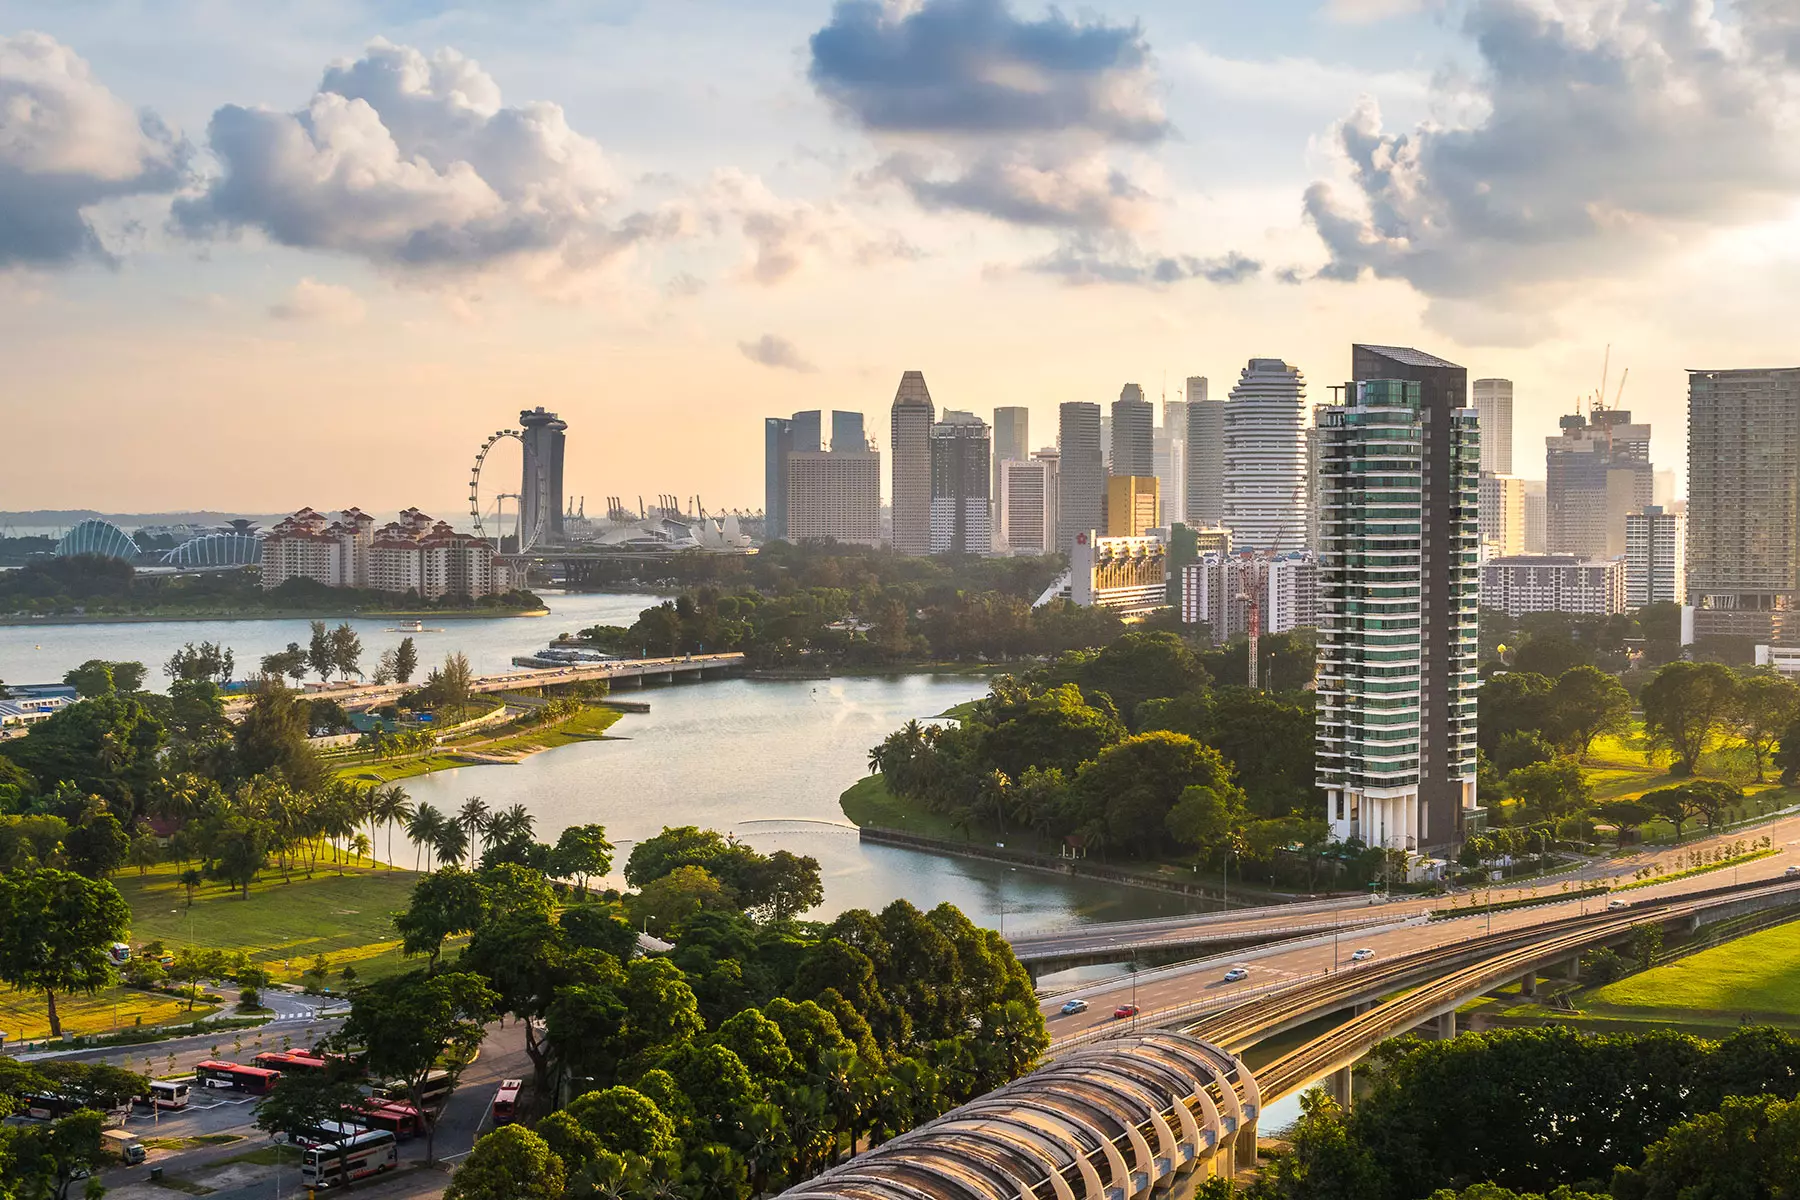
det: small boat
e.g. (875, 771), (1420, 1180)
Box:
(386, 619), (445, 633)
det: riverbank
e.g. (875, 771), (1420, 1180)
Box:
(335, 703), (624, 783)
(841, 775), (1297, 907)
(0, 606), (551, 626)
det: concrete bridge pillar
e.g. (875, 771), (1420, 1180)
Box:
(1564, 956), (1581, 981)
(1520, 970), (1537, 998)
(1435, 1011), (1456, 1040)
(1328, 1065), (1354, 1110)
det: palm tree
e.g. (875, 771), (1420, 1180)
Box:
(180, 868), (203, 907)
(374, 785), (414, 870)
(489, 803), (534, 845)
(434, 823), (470, 873)
(350, 833), (371, 866)
(457, 797), (491, 867)
(406, 804), (446, 871)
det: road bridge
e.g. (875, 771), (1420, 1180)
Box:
(223, 652), (745, 717)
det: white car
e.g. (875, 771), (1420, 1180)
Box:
(1222, 966), (1249, 983)
(1350, 948), (1376, 962)
(1786, 866), (1799, 878)
(1059, 999), (1088, 1015)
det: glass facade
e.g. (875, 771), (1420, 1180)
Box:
(54, 519), (140, 560)
(162, 532), (264, 568)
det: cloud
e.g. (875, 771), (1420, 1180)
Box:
(268, 277), (367, 322)
(1324, 0), (1441, 24)
(1026, 235), (1262, 286)
(174, 39), (689, 285)
(709, 169), (920, 284)
(738, 334), (817, 372)
(1304, 0), (1800, 310)
(808, 0), (1165, 230)
(0, 32), (187, 268)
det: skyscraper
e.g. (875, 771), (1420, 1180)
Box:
(999, 451), (1058, 555)
(1318, 347), (1480, 854)
(1473, 379), (1514, 475)
(830, 411), (865, 453)
(1626, 505), (1686, 608)
(1545, 408), (1653, 559)
(1185, 377), (1225, 527)
(1157, 395), (1187, 527)
(787, 448), (882, 546)
(791, 410), (823, 455)
(1523, 480), (1547, 553)
(1687, 368), (1800, 641)
(890, 372), (935, 555)
(1480, 473), (1527, 557)
(929, 411), (991, 555)
(1111, 385), (1154, 478)
(992, 406), (1030, 548)
(1223, 359), (1308, 551)
(518, 407), (567, 545)
(764, 416), (795, 540)
(1058, 402), (1105, 549)
(1106, 475), (1160, 538)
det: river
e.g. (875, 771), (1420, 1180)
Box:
(0, 593), (1207, 934)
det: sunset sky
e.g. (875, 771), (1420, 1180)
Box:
(4, 0), (1799, 518)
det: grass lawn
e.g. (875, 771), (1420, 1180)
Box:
(840, 774), (975, 842)
(337, 704), (622, 783)
(114, 859), (425, 985)
(1584, 920), (1800, 1023)
(0, 984), (211, 1043)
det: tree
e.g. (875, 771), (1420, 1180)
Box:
(1735, 670), (1800, 781)
(329, 623), (364, 681)
(1504, 758), (1590, 821)
(165, 641), (235, 684)
(394, 636), (419, 684)
(565, 1087), (679, 1161)
(64, 659), (146, 698)
(232, 681), (323, 791)
(746, 850), (824, 922)
(199, 808), (275, 898)
(62, 809), (130, 878)
(341, 969), (496, 1162)
(396, 867), (488, 969)
(446, 1125), (566, 1200)
(1071, 732), (1234, 858)
(1641, 786), (1704, 841)
(34, 1061), (149, 1111)
(6, 1107), (110, 1200)
(1165, 782), (1249, 869)
(1547, 665), (1631, 760)
(1614, 1094), (1800, 1200)
(308, 621), (335, 683)
(1, 690), (167, 819)
(1641, 661), (1739, 776)
(260, 643), (309, 684)
(253, 1065), (368, 1181)
(550, 824), (615, 893)
(126, 829), (161, 875)
(631, 865), (735, 934)
(430, 652), (476, 718)
(1243, 1090), (1380, 1200)
(0, 868), (131, 1036)
(1594, 799), (1653, 848)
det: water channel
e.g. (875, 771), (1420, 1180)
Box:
(1, 592), (1210, 932)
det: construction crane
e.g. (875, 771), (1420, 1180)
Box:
(1234, 500), (1307, 690)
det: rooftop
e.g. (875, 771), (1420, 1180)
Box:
(1356, 344), (1463, 370)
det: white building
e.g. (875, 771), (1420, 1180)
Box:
(1754, 645), (1800, 680)
(1474, 378), (1514, 475)
(1223, 358), (1308, 552)
(271, 507), (515, 599)
(1479, 474), (1527, 558)
(1179, 551), (1318, 639)
(1523, 480), (1547, 553)
(1626, 505), (1685, 608)
(262, 508), (374, 590)
(786, 450), (883, 547)
(999, 452), (1059, 555)
(1054, 531), (1167, 618)
(1481, 555), (1626, 617)
(1156, 396), (1187, 527)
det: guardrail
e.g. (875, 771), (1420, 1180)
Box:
(1016, 909), (1407, 964)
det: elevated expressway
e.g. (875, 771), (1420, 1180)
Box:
(782, 876), (1800, 1200)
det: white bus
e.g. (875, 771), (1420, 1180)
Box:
(300, 1129), (398, 1187)
(145, 1081), (190, 1110)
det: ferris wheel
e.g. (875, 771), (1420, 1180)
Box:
(469, 429), (549, 553)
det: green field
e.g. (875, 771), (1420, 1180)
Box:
(1585, 920), (1800, 1023)
(840, 774), (973, 842)
(337, 704), (622, 784)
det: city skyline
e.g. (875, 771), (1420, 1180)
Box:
(6, 1), (1797, 513)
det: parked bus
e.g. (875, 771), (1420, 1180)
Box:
(140, 1081), (190, 1110)
(254, 1051), (330, 1076)
(300, 1129), (398, 1188)
(290, 1120), (366, 1150)
(492, 1079), (522, 1125)
(194, 1061), (281, 1095)
(21, 1094), (76, 1121)
(374, 1070), (452, 1107)
(350, 1101), (420, 1139)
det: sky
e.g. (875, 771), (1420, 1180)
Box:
(3, 0), (1799, 518)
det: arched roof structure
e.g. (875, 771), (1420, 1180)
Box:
(54, 519), (139, 560)
(162, 532), (263, 568)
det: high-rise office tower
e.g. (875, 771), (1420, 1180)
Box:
(787, 447), (882, 547)
(830, 411), (865, 453)
(930, 411), (991, 555)
(890, 372), (936, 555)
(1480, 473), (1527, 557)
(1223, 359), (1308, 552)
(1106, 476), (1161, 538)
(1185, 377), (1225, 527)
(1111, 385), (1154, 478)
(518, 407), (568, 545)
(1473, 379), (1514, 475)
(992, 406), (1030, 548)
(1545, 408), (1653, 559)
(1626, 505), (1685, 608)
(1318, 347), (1480, 854)
(1058, 402), (1105, 548)
(1687, 368), (1800, 641)
(999, 451), (1059, 555)
(1156, 395), (1188, 527)
(764, 416), (795, 540)
(1523, 480), (1547, 552)
(791, 410), (823, 454)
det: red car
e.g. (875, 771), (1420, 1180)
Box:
(1114, 1004), (1139, 1019)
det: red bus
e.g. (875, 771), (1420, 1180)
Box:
(254, 1052), (330, 1075)
(194, 1061), (282, 1095)
(492, 1079), (522, 1125)
(350, 1101), (421, 1138)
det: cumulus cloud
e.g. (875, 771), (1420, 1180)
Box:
(174, 39), (689, 285)
(0, 32), (187, 267)
(808, 0), (1165, 230)
(738, 334), (817, 372)
(1324, 0), (1442, 24)
(1026, 235), (1262, 286)
(709, 169), (919, 285)
(1304, 0), (1800, 308)
(268, 277), (366, 322)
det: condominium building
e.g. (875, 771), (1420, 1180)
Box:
(1106, 475), (1161, 538)
(268, 507), (514, 599)
(518, 407), (567, 546)
(890, 372), (936, 555)
(1057, 402), (1105, 553)
(1318, 348), (1480, 855)
(1545, 409), (1653, 559)
(1473, 379), (1513, 475)
(1687, 368), (1800, 642)
(1523, 480), (1547, 553)
(1479, 473), (1527, 558)
(1185, 377), (1225, 528)
(1223, 359), (1308, 552)
(1626, 505), (1685, 608)
(1481, 555), (1626, 617)
(929, 411), (991, 555)
(1179, 551), (1318, 638)
(786, 449), (882, 546)
(999, 452), (1058, 555)
(1112, 385), (1154, 478)
(262, 507), (374, 590)
(992, 406), (1030, 549)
